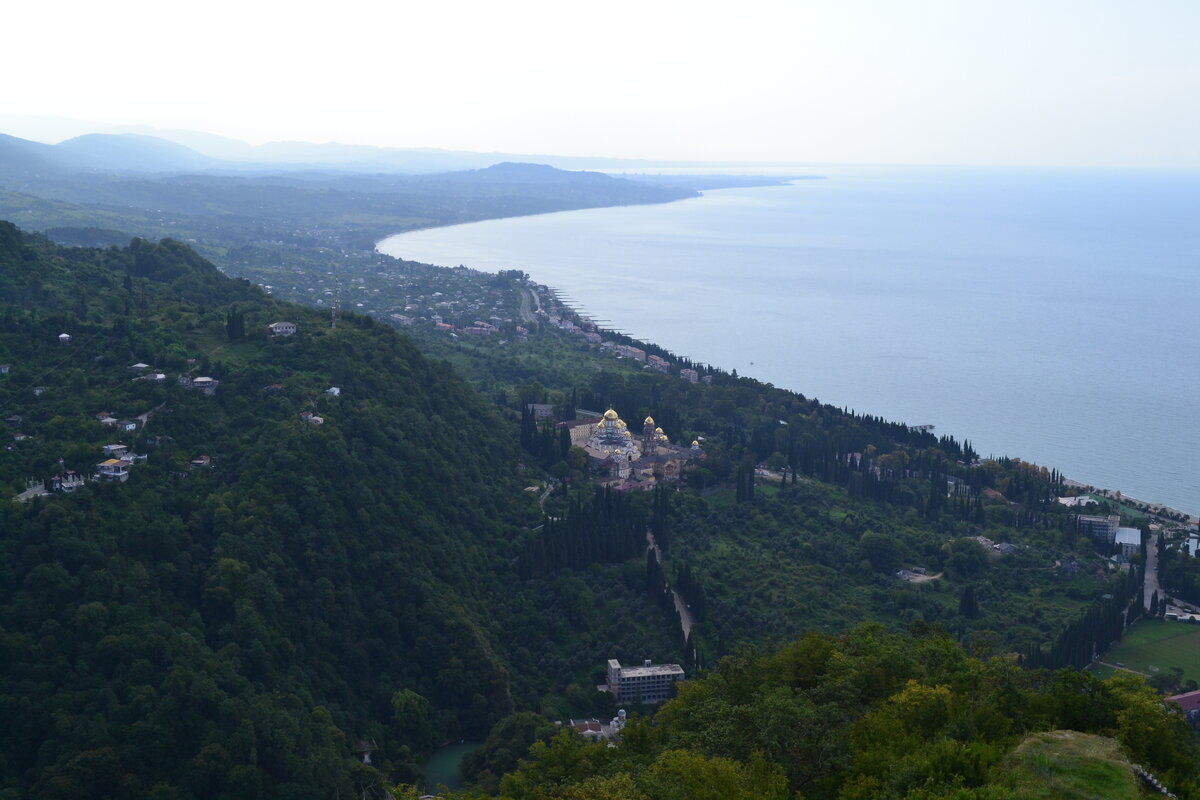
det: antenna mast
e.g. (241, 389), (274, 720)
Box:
(331, 276), (341, 329)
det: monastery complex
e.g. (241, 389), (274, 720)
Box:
(562, 408), (702, 489)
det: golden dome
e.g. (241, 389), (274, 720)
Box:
(644, 416), (654, 425)
(617, 420), (627, 429)
(692, 440), (700, 447)
(655, 427), (664, 434)
(603, 409), (619, 420)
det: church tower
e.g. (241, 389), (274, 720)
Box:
(642, 416), (656, 448)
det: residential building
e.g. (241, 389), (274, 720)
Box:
(191, 377), (218, 395)
(58, 333), (71, 344)
(1167, 690), (1200, 725)
(1077, 514), (1120, 546)
(680, 368), (698, 383)
(606, 659), (684, 704)
(51, 471), (86, 492)
(96, 459), (132, 482)
(268, 321), (297, 337)
(526, 403), (553, 422)
(102, 443), (128, 458)
(618, 345), (647, 362)
(1115, 527), (1142, 559)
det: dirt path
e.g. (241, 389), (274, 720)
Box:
(1095, 660), (1149, 676)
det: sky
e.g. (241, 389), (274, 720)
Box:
(3, 0), (1199, 167)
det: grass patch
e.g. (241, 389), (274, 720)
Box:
(1001, 731), (1139, 800)
(1100, 618), (1200, 683)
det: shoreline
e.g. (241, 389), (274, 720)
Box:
(1062, 478), (1198, 527)
(375, 183), (1199, 526)
(539, 276), (1200, 526)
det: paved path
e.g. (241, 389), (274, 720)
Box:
(646, 530), (695, 640)
(518, 288), (540, 324)
(1145, 533), (1161, 609)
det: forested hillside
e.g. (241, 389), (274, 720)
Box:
(403, 625), (1200, 800)
(0, 223), (677, 799)
(410, 306), (1147, 672)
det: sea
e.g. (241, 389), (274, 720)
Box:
(378, 166), (1200, 516)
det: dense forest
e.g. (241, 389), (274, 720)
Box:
(0, 223), (677, 799)
(400, 624), (1200, 799)
(410, 306), (1149, 668)
(1, 212), (1191, 799)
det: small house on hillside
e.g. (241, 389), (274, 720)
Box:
(51, 470), (86, 493)
(96, 459), (131, 482)
(58, 333), (71, 344)
(268, 321), (297, 337)
(102, 443), (128, 458)
(191, 377), (218, 395)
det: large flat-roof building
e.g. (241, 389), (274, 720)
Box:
(606, 659), (684, 704)
(1077, 514), (1121, 546)
(1115, 527), (1142, 559)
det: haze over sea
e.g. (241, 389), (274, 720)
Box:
(380, 167), (1200, 515)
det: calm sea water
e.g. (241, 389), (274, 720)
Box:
(379, 167), (1200, 515)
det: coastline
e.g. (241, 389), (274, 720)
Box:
(535, 273), (1200, 526)
(376, 174), (1200, 524)
(1062, 479), (1198, 527)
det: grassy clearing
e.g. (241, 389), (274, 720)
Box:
(1100, 618), (1200, 683)
(1001, 731), (1140, 800)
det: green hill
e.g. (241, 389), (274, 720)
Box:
(426, 627), (1198, 800)
(1001, 731), (1141, 800)
(0, 222), (676, 799)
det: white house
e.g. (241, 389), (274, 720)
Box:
(268, 321), (298, 337)
(58, 333), (71, 344)
(191, 377), (219, 395)
(96, 459), (132, 482)
(52, 471), (87, 492)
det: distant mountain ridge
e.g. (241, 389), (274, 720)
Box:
(2, 123), (812, 175)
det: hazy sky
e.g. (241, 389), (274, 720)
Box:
(4, 0), (1198, 167)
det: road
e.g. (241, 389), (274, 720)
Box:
(518, 288), (540, 324)
(1145, 533), (1161, 609)
(645, 530), (695, 640)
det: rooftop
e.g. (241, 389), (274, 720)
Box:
(616, 663), (685, 678)
(1115, 527), (1141, 546)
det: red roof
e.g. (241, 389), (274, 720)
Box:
(1167, 689), (1200, 713)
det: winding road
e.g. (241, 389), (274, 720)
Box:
(645, 530), (695, 640)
